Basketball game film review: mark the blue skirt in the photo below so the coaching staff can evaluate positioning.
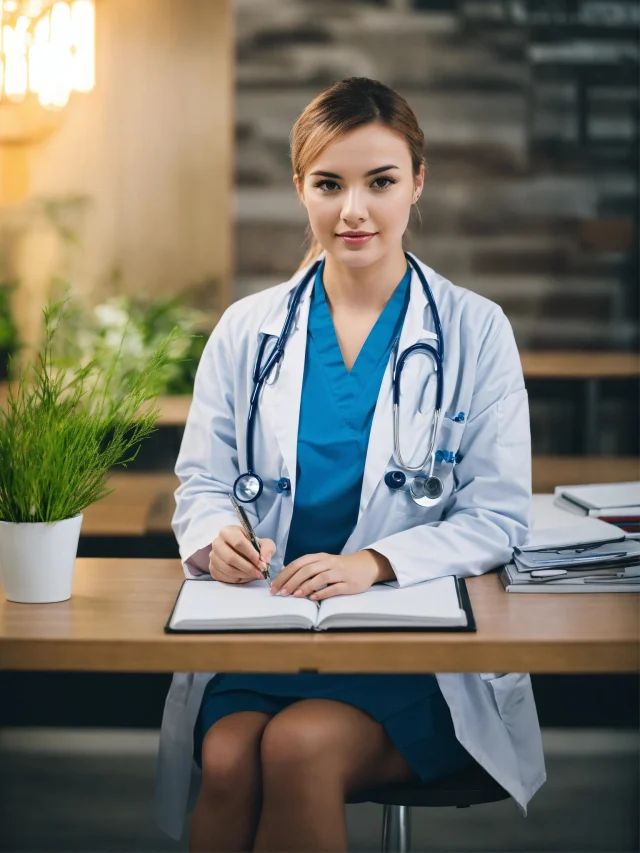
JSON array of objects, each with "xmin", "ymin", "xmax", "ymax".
[{"xmin": 193, "ymin": 673, "xmax": 475, "ymax": 784}]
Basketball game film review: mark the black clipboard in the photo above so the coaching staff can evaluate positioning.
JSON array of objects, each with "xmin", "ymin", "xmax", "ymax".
[{"xmin": 164, "ymin": 575, "xmax": 476, "ymax": 634}]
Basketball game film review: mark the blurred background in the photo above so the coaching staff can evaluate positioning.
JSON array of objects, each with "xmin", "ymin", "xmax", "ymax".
[
  {"xmin": 0, "ymin": 1, "xmax": 639, "ymax": 851},
  {"xmin": 1, "ymin": 0, "xmax": 639, "ymax": 455}
]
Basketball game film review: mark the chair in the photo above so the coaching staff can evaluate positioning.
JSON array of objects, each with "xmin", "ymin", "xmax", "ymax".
[{"xmin": 347, "ymin": 761, "xmax": 510, "ymax": 852}]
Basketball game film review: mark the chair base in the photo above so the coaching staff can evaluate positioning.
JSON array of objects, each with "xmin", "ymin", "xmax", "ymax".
[{"xmin": 347, "ymin": 762, "xmax": 510, "ymax": 851}]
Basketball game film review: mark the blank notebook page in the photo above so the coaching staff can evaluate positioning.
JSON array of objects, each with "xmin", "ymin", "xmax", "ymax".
[
  {"xmin": 318, "ymin": 576, "xmax": 464, "ymax": 625},
  {"xmin": 175, "ymin": 579, "xmax": 317, "ymax": 624}
]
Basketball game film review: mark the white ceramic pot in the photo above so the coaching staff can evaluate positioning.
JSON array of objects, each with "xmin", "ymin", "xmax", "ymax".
[{"xmin": 0, "ymin": 514, "xmax": 83, "ymax": 603}]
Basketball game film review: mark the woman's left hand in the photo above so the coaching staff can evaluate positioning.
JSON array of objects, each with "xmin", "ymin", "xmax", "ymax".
[{"xmin": 269, "ymin": 549, "xmax": 392, "ymax": 601}]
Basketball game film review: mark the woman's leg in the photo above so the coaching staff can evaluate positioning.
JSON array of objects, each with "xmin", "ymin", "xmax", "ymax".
[
  {"xmin": 253, "ymin": 699, "xmax": 418, "ymax": 853},
  {"xmin": 189, "ymin": 710, "xmax": 273, "ymax": 852}
]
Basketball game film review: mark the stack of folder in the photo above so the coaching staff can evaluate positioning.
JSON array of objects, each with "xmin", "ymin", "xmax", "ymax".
[
  {"xmin": 499, "ymin": 517, "xmax": 640, "ymax": 593},
  {"xmin": 553, "ymin": 481, "xmax": 640, "ymax": 534}
]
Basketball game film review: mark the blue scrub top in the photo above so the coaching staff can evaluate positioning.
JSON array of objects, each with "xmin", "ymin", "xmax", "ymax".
[{"xmin": 284, "ymin": 258, "xmax": 411, "ymax": 565}]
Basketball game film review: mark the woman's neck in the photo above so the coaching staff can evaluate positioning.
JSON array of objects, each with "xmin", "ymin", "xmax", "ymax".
[{"xmin": 321, "ymin": 249, "xmax": 408, "ymax": 313}]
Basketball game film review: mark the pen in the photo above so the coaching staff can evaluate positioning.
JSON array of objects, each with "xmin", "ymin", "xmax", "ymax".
[{"xmin": 227, "ymin": 493, "xmax": 272, "ymax": 587}]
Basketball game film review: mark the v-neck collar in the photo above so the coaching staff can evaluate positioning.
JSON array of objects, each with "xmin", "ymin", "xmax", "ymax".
[
  {"xmin": 309, "ymin": 259, "xmax": 411, "ymax": 380},
  {"xmin": 307, "ymin": 260, "xmax": 411, "ymax": 430}
]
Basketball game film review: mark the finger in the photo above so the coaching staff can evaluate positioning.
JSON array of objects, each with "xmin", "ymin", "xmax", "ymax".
[
  {"xmin": 277, "ymin": 562, "xmax": 327, "ymax": 596},
  {"xmin": 295, "ymin": 569, "xmax": 339, "ymax": 598},
  {"xmin": 211, "ymin": 557, "xmax": 257, "ymax": 584},
  {"xmin": 271, "ymin": 553, "xmax": 325, "ymax": 592},
  {"xmin": 210, "ymin": 560, "xmax": 244, "ymax": 583},
  {"xmin": 257, "ymin": 538, "xmax": 276, "ymax": 563},
  {"xmin": 309, "ymin": 582, "xmax": 349, "ymax": 601},
  {"xmin": 219, "ymin": 524, "xmax": 259, "ymax": 565},
  {"xmin": 222, "ymin": 526, "xmax": 264, "ymax": 569},
  {"xmin": 209, "ymin": 551, "xmax": 248, "ymax": 582},
  {"xmin": 216, "ymin": 538, "xmax": 263, "ymax": 579},
  {"xmin": 212, "ymin": 550, "xmax": 262, "ymax": 584}
]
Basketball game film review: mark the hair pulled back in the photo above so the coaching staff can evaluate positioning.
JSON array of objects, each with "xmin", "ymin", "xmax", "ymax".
[{"xmin": 290, "ymin": 77, "xmax": 426, "ymax": 271}]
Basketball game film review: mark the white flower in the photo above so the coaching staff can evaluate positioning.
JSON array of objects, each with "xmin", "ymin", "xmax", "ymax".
[{"xmin": 94, "ymin": 302, "xmax": 130, "ymax": 330}]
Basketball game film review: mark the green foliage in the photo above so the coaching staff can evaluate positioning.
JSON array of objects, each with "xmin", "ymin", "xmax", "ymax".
[
  {"xmin": 50, "ymin": 287, "xmax": 213, "ymax": 396},
  {"xmin": 0, "ymin": 293, "xmax": 179, "ymax": 523},
  {"xmin": 0, "ymin": 280, "xmax": 20, "ymax": 351}
]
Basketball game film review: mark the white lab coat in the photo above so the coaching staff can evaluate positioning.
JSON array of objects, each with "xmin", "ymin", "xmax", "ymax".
[{"xmin": 154, "ymin": 251, "xmax": 546, "ymax": 840}]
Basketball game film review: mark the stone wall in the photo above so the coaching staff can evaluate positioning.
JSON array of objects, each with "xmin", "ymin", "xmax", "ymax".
[{"xmin": 233, "ymin": 0, "xmax": 639, "ymax": 454}]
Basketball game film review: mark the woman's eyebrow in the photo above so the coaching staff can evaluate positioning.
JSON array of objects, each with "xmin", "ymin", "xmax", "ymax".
[{"xmin": 310, "ymin": 164, "xmax": 399, "ymax": 179}]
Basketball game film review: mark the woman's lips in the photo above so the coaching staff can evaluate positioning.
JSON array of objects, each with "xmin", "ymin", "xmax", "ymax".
[{"xmin": 337, "ymin": 233, "xmax": 377, "ymax": 246}]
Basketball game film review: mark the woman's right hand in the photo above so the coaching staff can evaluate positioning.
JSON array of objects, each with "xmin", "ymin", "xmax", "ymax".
[{"xmin": 209, "ymin": 525, "xmax": 277, "ymax": 584}]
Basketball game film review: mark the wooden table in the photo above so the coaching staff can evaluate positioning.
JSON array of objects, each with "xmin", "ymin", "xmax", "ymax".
[{"xmin": 0, "ymin": 559, "xmax": 637, "ymax": 674}]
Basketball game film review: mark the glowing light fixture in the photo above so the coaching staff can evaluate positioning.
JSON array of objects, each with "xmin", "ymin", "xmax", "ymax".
[{"xmin": 0, "ymin": 0, "xmax": 94, "ymax": 110}]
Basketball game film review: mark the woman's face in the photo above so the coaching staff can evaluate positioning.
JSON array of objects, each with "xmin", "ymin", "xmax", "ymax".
[{"xmin": 294, "ymin": 122, "xmax": 424, "ymax": 269}]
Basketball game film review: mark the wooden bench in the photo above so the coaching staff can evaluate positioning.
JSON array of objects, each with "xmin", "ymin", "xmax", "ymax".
[
  {"xmin": 3, "ymin": 351, "xmax": 638, "ymax": 424},
  {"xmin": 81, "ymin": 472, "xmax": 178, "ymax": 536},
  {"xmin": 78, "ymin": 459, "xmax": 639, "ymax": 541}
]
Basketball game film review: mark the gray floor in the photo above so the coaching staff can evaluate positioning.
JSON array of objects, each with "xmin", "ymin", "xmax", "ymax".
[{"xmin": 0, "ymin": 728, "xmax": 637, "ymax": 853}]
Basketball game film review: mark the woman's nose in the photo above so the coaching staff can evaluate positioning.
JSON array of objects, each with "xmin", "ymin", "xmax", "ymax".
[{"xmin": 340, "ymin": 188, "xmax": 367, "ymax": 223}]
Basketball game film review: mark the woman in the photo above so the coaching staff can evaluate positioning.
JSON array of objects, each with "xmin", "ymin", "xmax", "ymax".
[{"xmin": 155, "ymin": 77, "xmax": 546, "ymax": 850}]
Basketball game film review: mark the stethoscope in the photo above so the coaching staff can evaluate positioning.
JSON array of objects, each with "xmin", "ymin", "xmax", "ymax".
[{"xmin": 233, "ymin": 251, "xmax": 446, "ymax": 508}]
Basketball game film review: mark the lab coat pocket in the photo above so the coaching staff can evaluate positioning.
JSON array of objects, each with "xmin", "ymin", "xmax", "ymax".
[
  {"xmin": 485, "ymin": 672, "xmax": 529, "ymax": 725},
  {"xmin": 433, "ymin": 418, "xmax": 466, "ymax": 482}
]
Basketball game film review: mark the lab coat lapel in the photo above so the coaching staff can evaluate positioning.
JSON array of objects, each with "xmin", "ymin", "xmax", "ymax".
[
  {"xmin": 255, "ymin": 254, "xmax": 439, "ymax": 513},
  {"xmin": 257, "ymin": 268, "xmax": 315, "ymax": 502},
  {"xmin": 358, "ymin": 259, "xmax": 439, "ymax": 519}
]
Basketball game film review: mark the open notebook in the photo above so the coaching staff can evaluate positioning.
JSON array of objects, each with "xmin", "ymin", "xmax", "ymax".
[{"xmin": 165, "ymin": 575, "xmax": 474, "ymax": 632}]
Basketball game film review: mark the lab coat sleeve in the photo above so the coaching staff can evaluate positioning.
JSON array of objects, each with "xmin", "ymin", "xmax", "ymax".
[
  {"xmin": 171, "ymin": 307, "xmax": 255, "ymax": 579},
  {"xmin": 367, "ymin": 308, "xmax": 531, "ymax": 587}
]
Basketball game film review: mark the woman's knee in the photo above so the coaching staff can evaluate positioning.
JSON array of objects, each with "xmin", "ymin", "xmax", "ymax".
[
  {"xmin": 199, "ymin": 711, "xmax": 271, "ymax": 796},
  {"xmin": 259, "ymin": 700, "xmax": 415, "ymax": 794},
  {"xmin": 259, "ymin": 700, "xmax": 345, "ymax": 775}
]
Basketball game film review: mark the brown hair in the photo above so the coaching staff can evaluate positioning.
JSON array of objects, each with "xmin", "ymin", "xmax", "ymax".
[{"xmin": 290, "ymin": 77, "xmax": 427, "ymax": 271}]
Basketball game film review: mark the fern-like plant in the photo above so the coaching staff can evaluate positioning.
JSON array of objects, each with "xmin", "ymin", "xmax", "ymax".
[{"xmin": 0, "ymin": 293, "xmax": 178, "ymax": 523}]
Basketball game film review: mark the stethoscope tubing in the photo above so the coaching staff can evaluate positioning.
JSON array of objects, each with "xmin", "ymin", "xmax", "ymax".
[
  {"xmin": 237, "ymin": 252, "xmax": 445, "ymax": 502},
  {"xmin": 245, "ymin": 259, "xmax": 321, "ymax": 475}
]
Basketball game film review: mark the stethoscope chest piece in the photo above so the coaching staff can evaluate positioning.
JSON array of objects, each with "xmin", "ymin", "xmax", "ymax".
[
  {"xmin": 233, "ymin": 472, "xmax": 263, "ymax": 503},
  {"xmin": 409, "ymin": 474, "xmax": 444, "ymax": 507}
]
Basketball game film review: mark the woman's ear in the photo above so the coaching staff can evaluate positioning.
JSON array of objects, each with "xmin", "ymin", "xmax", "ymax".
[
  {"xmin": 413, "ymin": 164, "xmax": 426, "ymax": 201},
  {"xmin": 293, "ymin": 173, "xmax": 306, "ymax": 206}
]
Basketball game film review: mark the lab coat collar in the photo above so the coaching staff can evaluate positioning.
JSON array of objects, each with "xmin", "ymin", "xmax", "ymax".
[{"xmin": 257, "ymin": 251, "xmax": 440, "ymax": 514}]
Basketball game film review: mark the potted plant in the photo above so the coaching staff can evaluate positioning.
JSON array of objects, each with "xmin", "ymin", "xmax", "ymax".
[{"xmin": 0, "ymin": 294, "xmax": 177, "ymax": 603}]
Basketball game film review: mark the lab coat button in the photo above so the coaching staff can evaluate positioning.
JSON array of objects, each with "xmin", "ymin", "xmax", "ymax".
[{"xmin": 276, "ymin": 477, "xmax": 291, "ymax": 493}]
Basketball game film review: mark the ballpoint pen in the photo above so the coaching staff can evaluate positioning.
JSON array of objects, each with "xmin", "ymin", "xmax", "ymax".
[{"xmin": 227, "ymin": 493, "xmax": 272, "ymax": 588}]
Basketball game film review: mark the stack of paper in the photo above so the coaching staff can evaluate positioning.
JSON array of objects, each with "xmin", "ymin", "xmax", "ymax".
[
  {"xmin": 499, "ymin": 520, "xmax": 640, "ymax": 593},
  {"xmin": 553, "ymin": 481, "xmax": 640, "ymax": 534}
]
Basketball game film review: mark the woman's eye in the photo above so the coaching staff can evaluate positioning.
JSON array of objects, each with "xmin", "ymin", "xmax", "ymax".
[
  {"xmin": 315, "ymin": 180, "xmax": 340, "ymax": 192},
  {"xmin": 313, "ymin": 177, "xmax": 397, "ymax": 193},
  {"xmin": 371, "ymin": 177, "xmax": 396, "ymax": 190}
]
